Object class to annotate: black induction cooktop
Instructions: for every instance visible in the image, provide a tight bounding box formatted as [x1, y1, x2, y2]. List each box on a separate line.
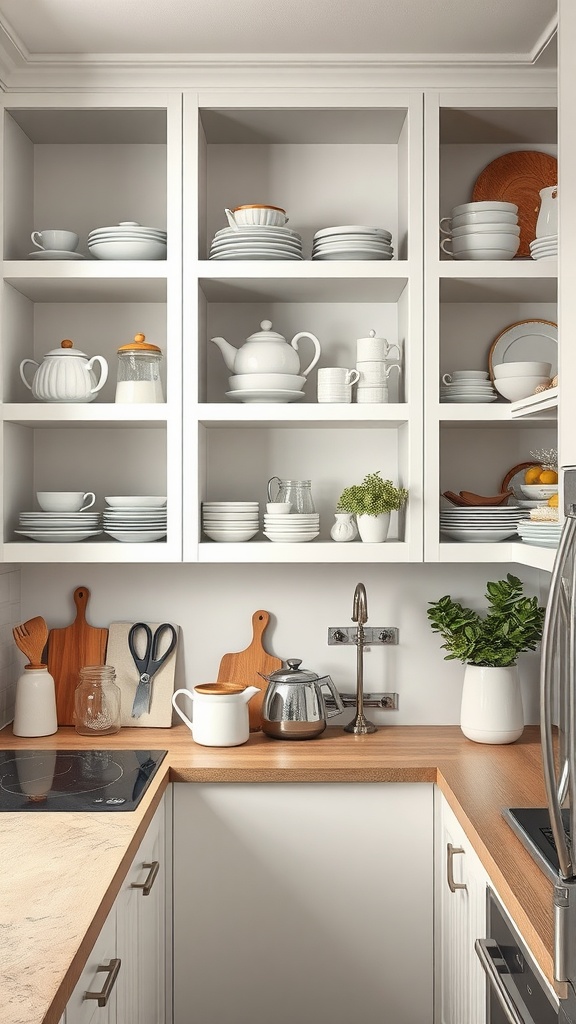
[0, 749, 167, 811]
[504, 806, 569, 881]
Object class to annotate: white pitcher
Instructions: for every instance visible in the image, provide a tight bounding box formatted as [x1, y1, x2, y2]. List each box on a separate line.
[535, 185, 558, 238]
[172, 683, 259, 746]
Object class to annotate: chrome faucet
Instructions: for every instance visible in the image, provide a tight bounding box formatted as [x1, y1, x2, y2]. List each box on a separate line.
[344, 582, 378, 735]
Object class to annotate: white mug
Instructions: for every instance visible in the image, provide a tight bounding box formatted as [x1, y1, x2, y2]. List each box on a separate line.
[36, 490, 96, 512]
[317, 386, 354, 404]
[317, 367, 359, 387]
[31, 229, 79, 252]
[356, 386, 389, 404]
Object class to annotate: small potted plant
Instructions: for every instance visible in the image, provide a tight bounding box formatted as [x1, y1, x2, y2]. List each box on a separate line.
[427, 574, 545, 744]
[335, 471, 408, 542]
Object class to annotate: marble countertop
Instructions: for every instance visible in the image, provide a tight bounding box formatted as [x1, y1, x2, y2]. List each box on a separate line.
[0, 724, 554, 1024]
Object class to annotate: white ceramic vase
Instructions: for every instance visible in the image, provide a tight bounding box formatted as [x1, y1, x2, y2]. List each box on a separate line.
[460, 664, 524, 745]
[356, 512, 391, 543]
[330, 513, 358, 542]
[13, 666, 58, 737]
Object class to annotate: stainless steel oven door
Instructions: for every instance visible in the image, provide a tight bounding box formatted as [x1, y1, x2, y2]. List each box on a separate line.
[476, 889, 558, 1024]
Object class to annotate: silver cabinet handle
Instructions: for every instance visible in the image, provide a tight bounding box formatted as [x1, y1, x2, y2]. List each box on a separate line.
[84, 958, 121, 1007]
[447, 843, 467, 892]
[130, 860, 159, 896]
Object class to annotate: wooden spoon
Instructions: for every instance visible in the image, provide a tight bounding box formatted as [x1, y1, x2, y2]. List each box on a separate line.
[442, 491, 468, 507]
[459, 490, 513, 506]
[13, 616, 49, 666]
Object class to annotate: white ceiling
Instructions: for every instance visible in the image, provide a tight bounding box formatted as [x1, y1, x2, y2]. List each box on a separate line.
[0, 0, 557, 61]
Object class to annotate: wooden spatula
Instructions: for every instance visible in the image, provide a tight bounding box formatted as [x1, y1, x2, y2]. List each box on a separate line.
[216, 610, 282, 731]
[47, 586, 109, 726]
[12, 616, 49, 667]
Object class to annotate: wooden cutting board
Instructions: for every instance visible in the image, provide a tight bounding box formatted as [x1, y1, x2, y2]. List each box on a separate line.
[47, 586, 109, 726]
[217, 610, 282, 731]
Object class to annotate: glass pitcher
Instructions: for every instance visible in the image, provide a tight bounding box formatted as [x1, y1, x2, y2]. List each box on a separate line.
[267, 477, 315, 513]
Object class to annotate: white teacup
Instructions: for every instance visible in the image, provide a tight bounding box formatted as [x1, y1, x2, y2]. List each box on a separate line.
[266, 502, 292, 514]
[317, 367, 360, 387]
[36, 490, 96, 512]
[443, 371, 489, 384]
[31, 230, 79, 253]
[356, 334, 401, 362]
[317, 386, 354, 404]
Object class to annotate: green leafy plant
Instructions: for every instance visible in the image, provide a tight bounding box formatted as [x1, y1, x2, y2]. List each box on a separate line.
[336, 471, 408, 517]
[427, 574, 545, 667]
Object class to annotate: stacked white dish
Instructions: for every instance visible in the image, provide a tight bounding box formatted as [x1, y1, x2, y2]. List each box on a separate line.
[202, 501, 260, 542]
[209, 226, 303, 261]
[529, 233, 557, 261]
[440, 505, 528, 542]
[439, 202, 520, 261]
[103, 496, 167, 542]
[440, 371, 497, 403]
[517, 520, 561, 548]
[312, 226, 394, 261]
[493, 361, 552, 402]
[16, 509, 102, 543]
[263, 512, 320, 543]
[88, 222, 167, 261]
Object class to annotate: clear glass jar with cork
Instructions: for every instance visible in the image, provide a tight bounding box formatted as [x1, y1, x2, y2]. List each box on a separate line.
[115, 332, 164, 403]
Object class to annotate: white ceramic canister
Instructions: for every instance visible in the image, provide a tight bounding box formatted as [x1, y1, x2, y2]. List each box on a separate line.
[13, 666, 57, 737]
[330, 513, 358, 542]
[20, 339, 108, 403]
[172, 683, 259, 746]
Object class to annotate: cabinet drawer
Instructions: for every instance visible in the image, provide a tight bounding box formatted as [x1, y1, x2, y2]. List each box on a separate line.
[65, 905, 118, 1024]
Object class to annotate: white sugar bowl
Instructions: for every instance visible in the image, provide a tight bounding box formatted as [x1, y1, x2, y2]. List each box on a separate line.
[20, 339, 108, 403]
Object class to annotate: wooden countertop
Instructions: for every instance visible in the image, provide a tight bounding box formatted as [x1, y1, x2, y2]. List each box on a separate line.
[0, 724, 554, 1024]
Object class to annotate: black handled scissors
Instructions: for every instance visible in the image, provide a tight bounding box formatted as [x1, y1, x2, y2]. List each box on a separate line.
[129, 622, 177, 718]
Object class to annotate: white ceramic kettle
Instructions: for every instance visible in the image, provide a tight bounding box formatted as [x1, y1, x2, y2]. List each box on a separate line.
[535, 185, 558, 239]
[172, 683, 259, 746]
[211, 320, 321, 376]
[20, 339, 108, 403]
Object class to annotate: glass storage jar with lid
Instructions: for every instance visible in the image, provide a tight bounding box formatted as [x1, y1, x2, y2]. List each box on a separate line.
[115, 332, 164, 403]
[74, 665, 121, 736]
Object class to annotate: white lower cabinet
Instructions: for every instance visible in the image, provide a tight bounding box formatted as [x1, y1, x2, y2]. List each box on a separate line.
[173, 783, 434, 1024]
[65, 795, 167, 1024]
[434, 790, 488, 1024]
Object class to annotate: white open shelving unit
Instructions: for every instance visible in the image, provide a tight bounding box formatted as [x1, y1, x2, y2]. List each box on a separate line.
[0, 86, 560, 567]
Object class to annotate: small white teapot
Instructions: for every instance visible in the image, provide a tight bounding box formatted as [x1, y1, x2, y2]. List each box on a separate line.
[172, 683, 259, 747]
[211, 320, 321, 376]
[20, 339, 108, 403]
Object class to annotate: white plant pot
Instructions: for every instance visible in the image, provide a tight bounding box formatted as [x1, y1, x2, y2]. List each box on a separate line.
[330, 512, 358, 542]
[460, 664, 524, 745]
[356, 512, 391, 543]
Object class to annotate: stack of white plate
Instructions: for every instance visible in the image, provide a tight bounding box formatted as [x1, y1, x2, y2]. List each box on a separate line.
[88, 222, 167, 261]
[529, 234, 557, 261]
[103, 496, 167, 543]
[440, 506, 528, 543]
[16, 509, 103, 543]
[312, 226, 394, 261]
[263, 513, 320, 543]
[517, 520, 562, 548]
[209, 226, 303, 261]
[440, 379, 497, 403]
[202, 501, 260, 542]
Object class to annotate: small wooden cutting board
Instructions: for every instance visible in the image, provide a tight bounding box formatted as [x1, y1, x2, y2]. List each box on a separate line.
[217, 610, 282, 731]
[47, 586, 109, 726]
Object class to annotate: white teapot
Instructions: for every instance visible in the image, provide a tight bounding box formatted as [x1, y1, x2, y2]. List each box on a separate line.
[211, 320, 321, 376]
[20, 339, 108, 403]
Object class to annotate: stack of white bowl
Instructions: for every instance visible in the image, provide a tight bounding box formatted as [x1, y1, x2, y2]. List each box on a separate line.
[263, 509, 320, 543]
[440, 370, 497, 404]
[356, 330, 402, 404]
[439, 202, 519, 261]
[88, 222, 167, 261]
[492, 361, 552, 402]
[202, 501, 260, 542]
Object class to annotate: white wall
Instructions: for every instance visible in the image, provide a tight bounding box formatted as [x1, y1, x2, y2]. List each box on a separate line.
[21, 561, 546, 727]
[0, 565, 21, 727]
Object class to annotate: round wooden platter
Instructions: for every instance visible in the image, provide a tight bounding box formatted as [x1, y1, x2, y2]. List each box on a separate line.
[472, 151, 557, 257]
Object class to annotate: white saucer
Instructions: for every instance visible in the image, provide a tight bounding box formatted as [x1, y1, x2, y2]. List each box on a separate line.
[28, 250, 85, 260]
[15, 529, 102, 542]
[312, 250, 394, 261]
[225, 389, 305, 404]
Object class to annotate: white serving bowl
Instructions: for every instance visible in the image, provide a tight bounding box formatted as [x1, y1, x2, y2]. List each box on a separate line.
[232, 205, 287, 227]
[493, 361, 552, 379]
[451, 211, 518, 228]
[88, 239, 167, 260]
[105, 495, 167, 507]
[228, 373, 305, 392]
[203, 527, 259, 542]
[450, 201, 518, 218]
[493, 376, 550, 401]
[520, 484, 559, 499]
[451, 223, 520, 238]
[452, 233, 520, 252]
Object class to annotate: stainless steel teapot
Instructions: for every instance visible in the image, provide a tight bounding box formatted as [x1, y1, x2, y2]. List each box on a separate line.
[260, 658, 344, 740]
